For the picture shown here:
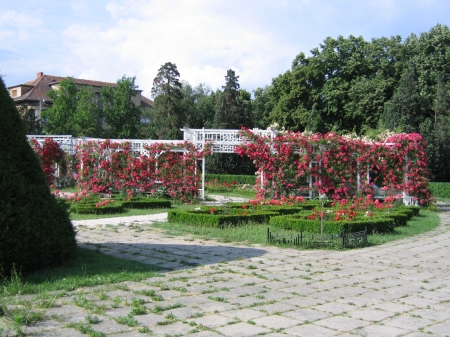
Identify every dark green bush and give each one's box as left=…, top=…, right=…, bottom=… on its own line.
left=70, top=202, right=124, bottom=215
left=168, top=210, right=277, bottom=227
left=0, top=77, right=76, bottom=275
left=428, top=182, right=450, bottom=198
left=122, top=198, right=171, bottom=209
left=269, top=216, right=395, bottom=233
left=205, top=174, right=256, bottom=185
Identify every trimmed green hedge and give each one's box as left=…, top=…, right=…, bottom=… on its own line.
left=206, top=174, right=256, bottom=185
left=122, top=198, right=171, bottom=209
left=428, top=182, right=450, bottom=198
left=168, top=210, right=278, bottom=227
left=269, top=215, right=395, bottom=234
left=70, top=202, right=124, bottom=215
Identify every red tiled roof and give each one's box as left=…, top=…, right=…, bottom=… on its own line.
left=11, top=72, right=153, bottom=107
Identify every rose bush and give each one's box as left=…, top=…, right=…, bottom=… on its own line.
left=235, top=128, right=432, bottom=205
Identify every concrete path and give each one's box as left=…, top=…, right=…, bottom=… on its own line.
left=2, top=206, right=450, bottom=336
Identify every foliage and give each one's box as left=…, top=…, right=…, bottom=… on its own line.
left=428, top=182, right=450, bottom=198
left=29, top=138, right=64, bottom=186
left=206, top=174, right=256, bottom=185
left=101, top=75, right=143, bottom=139
left=43, top=77, right=102, bottom=137
left=17, top=103, right=42, bottom=134
left=0, top=77, right=76, bottom=275
left=150, top=62, right=184, bottom=139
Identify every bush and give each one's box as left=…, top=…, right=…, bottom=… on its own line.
left=428, top=182, right=450, bottom=198
left=70, top=202, right=125, bottom=215
left=122, top=198, right=171, bottom=209
left=168, top=210, right=277, bottom=227
left=269, top=216, right=395, bottom=233
left=0, top=78, right=76, bottom=275
left=205, top=174, right=256, bottom=185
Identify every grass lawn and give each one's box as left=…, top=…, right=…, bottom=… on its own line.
left=152, top=209, right=440, bottom=248
left=1, top=247, right=162, bottom=296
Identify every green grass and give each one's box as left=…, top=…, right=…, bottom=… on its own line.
left=367, top=209, right=440, bottom=245
left=153, top=208, right=440, bottom=247
left=1, top=247, right=162, bottom=296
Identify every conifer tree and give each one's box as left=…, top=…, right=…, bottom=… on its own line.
left=0, top=76, right=76, bottom=275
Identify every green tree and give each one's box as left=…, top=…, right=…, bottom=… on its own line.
left=379, top=63, right=423, bottom=132
left=150, top=62, right=184, bottom=139
left=101, top=75, right=143, bottom=139
left=43, top=77, right=101, bottom=137
left=182, top=82, right=216, bottom=129
left=17, top=103, right=43, bottom=134
left=252, top=86, right=272, bottom=129
left=214, top=69, right=242, bottom=129
left=43, top=77, right=78, bottom=135
left=0, top=76, right=76, bottom=275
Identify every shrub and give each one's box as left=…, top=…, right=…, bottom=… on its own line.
left=168, top=210, right=277, bottom=227
left=70, top=202, right=125, bottom=215
left=122, top=198, right=171, bottom=209
left=0, top=77, right=76, bottom=275
left=269, top=215, right=395, bottom=233
left=205, top=174, right=256, bottom=185
left=428, top=182, right=450, bottom=198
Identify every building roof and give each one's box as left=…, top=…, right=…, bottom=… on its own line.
left=9, top=72, right=153, bottom=107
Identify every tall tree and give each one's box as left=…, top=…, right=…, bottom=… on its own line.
left=43, top=77, right=101, bottom=137
left=379, top=63, right=423, bottom=133
left=150, top=62, right=184, bottom=139
left=101, top=75, right=143, bottom=139
left=213, top=69, right=241, bottom=128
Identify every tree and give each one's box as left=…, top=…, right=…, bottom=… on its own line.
left=150, top=62, right=184, bottom=139
left=252, top=86, right=272, bottom=129
left=0, top=77, right=76, bottom=275
left=101, top=75, right=143, bottom=139
left=17, top=103, right=43, bottom=134
left=43, top=77, right=78, bottom=135
left=213, top=69, right=242, bottom=129
left=182, top=82, right=216, bottom=129
left=207, top=70, right=256, bottom=175
left=379, top=63, right=423, bottom=133
left=43, top=77, right=101, bottom=137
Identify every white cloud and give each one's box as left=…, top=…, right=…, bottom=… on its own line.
left=60, top=0, right=296, bottom=94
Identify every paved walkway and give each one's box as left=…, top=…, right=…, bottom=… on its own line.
left=2, top=205, right=450, bottom=336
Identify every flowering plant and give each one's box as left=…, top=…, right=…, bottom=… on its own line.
left=235, top=128, right=432, bottom=205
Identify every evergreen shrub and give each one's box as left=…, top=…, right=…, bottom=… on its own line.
left=205, top=174, right=255, bottom=185
left=168, top=210, right=277, bottom=227
left=70, top=202, right=124, bottom=215
left=0, top=77, right=76, bottom=275
left=428, top=182, right=450, bottom=198
left=122, top=198, right=171, bottom=209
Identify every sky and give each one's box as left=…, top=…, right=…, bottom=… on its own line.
left=1, top=0, right=450, bottom=98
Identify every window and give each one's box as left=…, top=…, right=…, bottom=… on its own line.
left=95, top=93, right=103, bottom=109
left=11, top=89, right=17, bottom=97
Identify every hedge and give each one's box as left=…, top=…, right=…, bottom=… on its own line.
left=70, top=202, right=124, bottom=215
left=168, top=210, right=278, bottom=227
left=428, top=182, right=450, bottom=198
left=205, top=174, right=256, bottom=185
left=122, top=198, right=171, bottom=209
left=269, top=215, right=395, bottom=234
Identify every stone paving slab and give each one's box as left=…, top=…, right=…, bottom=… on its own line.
left=2, top=208, right=450, bottom=336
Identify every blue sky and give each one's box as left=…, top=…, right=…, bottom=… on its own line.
left=1, top=0, right=449, bottom=98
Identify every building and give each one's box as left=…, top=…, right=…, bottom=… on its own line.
left=7, top=72, right=153, bottom=130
